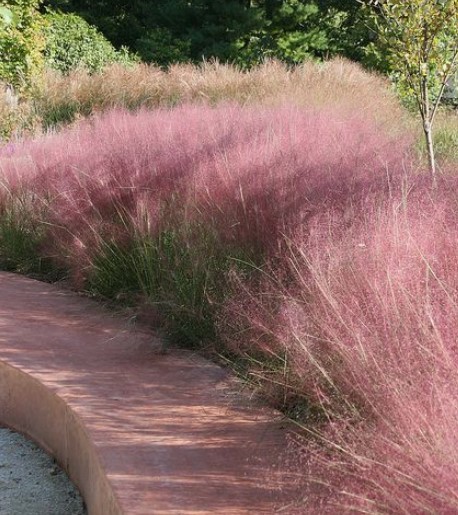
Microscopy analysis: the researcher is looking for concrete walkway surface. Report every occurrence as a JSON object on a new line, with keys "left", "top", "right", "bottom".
{"left": 0, "top": 272, "right": 303, "bottom": 514}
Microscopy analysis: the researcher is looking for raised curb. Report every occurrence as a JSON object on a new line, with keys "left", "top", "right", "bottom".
{"left": 0, "top": 361, "right": 121, "bottom": 514}
{"left": 0, "top": 273, "right": 299, "bottom": 514}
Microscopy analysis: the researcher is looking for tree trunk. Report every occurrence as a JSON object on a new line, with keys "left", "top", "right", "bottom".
{"left": 424, "top": 121, "right": 437, "bottom": 187}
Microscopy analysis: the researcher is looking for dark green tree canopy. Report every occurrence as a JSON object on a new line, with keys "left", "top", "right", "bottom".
{"left": 43, "top": 0, "right": 372, "bottom": 67}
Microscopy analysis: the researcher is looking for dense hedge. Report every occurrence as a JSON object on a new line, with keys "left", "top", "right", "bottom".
{"left": 0, "top": 0, "right": 45, "bottom": 88}
{"left": 43, "top": 12, "right": 135, "bottom": 74}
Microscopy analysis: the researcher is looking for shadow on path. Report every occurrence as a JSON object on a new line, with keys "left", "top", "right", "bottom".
{"left": 0, "top": 272, "right": 304, "bottom": 514}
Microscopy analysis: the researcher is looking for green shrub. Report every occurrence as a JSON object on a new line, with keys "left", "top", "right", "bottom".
{"left": 0, "top": 106, "right": 38, "bottom": 140}
{"left": 43, "top": 12, "right": 135, "bottom": 74}
{"left": 0, "top": 0, "right": 45, "bottom": 89}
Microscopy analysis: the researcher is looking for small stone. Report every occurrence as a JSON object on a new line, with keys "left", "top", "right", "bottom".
{"left": 48, "top": 466, "right": 59, "bottom": 476}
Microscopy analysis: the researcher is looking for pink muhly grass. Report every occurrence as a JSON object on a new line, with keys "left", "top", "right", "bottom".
{"left": 220, "top": 181, "right": 458, "bottom": 513}
{"left": 2, "top": 102, "right": 440, "bottom": 511}
{"left": 0, "top": 103, "right": 410, "bottom": 283}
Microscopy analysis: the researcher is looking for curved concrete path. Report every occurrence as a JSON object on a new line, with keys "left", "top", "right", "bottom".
{"left": 0, "top": 272, "right": 301, "bottom": 514}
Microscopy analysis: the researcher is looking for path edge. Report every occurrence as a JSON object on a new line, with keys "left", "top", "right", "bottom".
{"left": 0, "top": 359, "right": 122, "bottom": 515}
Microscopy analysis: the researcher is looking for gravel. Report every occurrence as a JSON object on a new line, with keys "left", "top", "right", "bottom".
{"left": 0, "top": 428, "right": 86, "bottom": 515}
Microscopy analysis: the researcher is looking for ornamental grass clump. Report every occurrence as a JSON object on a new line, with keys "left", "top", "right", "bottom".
{"left": 220, "top": 180, "right": 458, "bottom": 512}
{"left": 0, "top": 103, "right": 409, "bottom": 284}
{"left": 32, "top": 58, "right": 406, "bottom": 133}
{"left": 3, "top": 99, "right": 447, "bottom": 511}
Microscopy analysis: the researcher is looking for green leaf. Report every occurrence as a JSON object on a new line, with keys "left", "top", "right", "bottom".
{"left": 0, "top": 7, "right": 14, "bottom": 26}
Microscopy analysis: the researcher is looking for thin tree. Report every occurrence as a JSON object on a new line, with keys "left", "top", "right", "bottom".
{"left": 363, "top": 0, "right": 458, "bottom": 184}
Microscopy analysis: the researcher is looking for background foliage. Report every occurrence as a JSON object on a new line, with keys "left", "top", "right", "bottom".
{"left": 0, "top": 0, "right": 45, "bottom": 88}
{"left": 42, "top": 0, "right": 374, "bottom": 67}
{"left": 42, "top": 12, "right": 135, "bottom": 74}
{"left": 0, "top": 0, "right": 399, "bottom": 88}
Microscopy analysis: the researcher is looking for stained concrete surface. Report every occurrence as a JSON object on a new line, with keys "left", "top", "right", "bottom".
{"left": 0, "top": 272, "right": 305, "bottom": 514}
